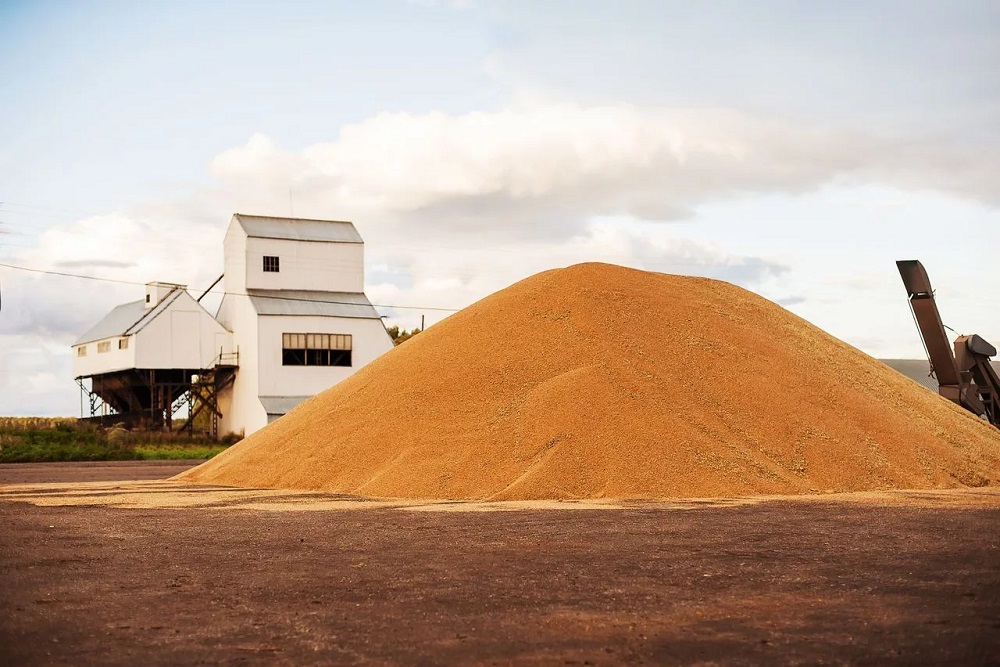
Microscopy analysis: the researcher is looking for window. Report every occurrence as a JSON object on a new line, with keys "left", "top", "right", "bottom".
{"left": 119, "top": 338, "right": 129, "bottom": 350}
{"left": 263, "top": 255, "right": 280, "bottom": 272}
{"left": 282, "top": 333, "right": 352, "bottom": 367}
{"left": 76, "top": 346, "right": 87, "bottom": 357}
{"left": 97, "top": 341, "right": 111, "bottom": 353}
{"left": 145, "top": 294, "right": 150, "bottom": 303}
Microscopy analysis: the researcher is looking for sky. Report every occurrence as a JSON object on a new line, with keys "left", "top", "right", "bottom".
{"left": 1, "top": 0, "right": 998, "bottom": 416}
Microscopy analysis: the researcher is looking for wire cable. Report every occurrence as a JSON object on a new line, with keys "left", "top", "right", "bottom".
{"left": 0, "top": 261, "right": 461, "bottom": 313}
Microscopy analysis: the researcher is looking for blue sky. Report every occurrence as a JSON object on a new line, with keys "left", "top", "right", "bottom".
{"left": 1, "top": 0, "right": 998, "bottom": 415}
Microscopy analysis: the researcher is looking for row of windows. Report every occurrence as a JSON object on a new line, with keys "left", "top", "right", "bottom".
{"left": 75, "top": 332, "right": 352, "bottom": 368}
{"left": 282, "top": 332, "right": 352, "bottom": 367}
{"left": 76, "top": 338, "right": 129, "bottom": 356}
{"left": 282, "top": 333, "right": 351, "bottom": 350}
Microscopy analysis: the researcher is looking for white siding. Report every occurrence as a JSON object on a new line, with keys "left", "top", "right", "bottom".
{"left": 72, "top": 337, "right": 136, "bottom": 378}
{"left": 216, "top": 293, "right": 266, "bottom": 437}
{"left": 134, "top": 292, "right": 231, "bottom": 370}
{"left": 245, "top": 237, "right": 364, "bottom": 293}
{"left": 223, "top": 223, "right": 248, "bottom": 295}
{"left": 73, "top": 291, "right": 230, "bottom": 377}
{"left": 256, "top": 315, "right": 393, "bottom": 401}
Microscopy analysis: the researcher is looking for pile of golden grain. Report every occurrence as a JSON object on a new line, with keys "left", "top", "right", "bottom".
{"left": 180, "top": 263, "right": 1000, "bottom": 499}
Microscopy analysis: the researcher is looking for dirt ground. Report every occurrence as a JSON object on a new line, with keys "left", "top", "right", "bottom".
{"left": 1, "top": 463, "right": 999, "bottom": 665}
{"left": 0, "top": 461, "right": 204, "bottom": 485}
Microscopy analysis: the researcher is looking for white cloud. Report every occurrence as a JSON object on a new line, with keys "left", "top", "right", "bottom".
{"left": 210, "top": 104, "right": 998, "bottom": 238}
{"left": 211, "top": 106, "right": 843, "bottom": 221}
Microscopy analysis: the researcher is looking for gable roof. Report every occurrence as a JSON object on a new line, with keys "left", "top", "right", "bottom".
{"left": 245, "top": 290, "right": 382, "bottom": 319}
{"left": 233, "top": 214, "right": 363, "bottom": 243}
{"left": 72, "top": 288, "right": 185, "bottom": 346}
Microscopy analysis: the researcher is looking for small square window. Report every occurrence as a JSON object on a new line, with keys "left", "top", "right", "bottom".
{"left": 97, "top": 341, "right": 110, "bottom": 353}
{"left": 263, "top": 256, "right": 280, "bottom": 272}
{"left": 76, "top": 346, "right": 87, "bottom": 357}
{"left": 119, "top": 338, "right": 129, "bottom": 350}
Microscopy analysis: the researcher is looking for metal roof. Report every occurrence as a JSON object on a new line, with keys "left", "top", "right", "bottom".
{"left": 260, "top": 396, "right": 311, "bottom": 416}
{"left": 234, "top": 214, "right": 363, "bottom": 243}
{"left": 247, "top": 290, "right": 382, "bottom": 319}
{"left": 73, "top": 300, "right": 146, "bottom": 346}
{"left": 880, "top": 359, "right": 937, "bottom": 392}
{"left": 73, "top": 288, "right": 185, "bottom": 345}
{"left": 881, "top": 358, "right": 1000, "bottom": 393}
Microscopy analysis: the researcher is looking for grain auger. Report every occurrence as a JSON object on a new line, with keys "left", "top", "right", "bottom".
{"left": 897, "top": 260, "right": 1000, "bottom": 427}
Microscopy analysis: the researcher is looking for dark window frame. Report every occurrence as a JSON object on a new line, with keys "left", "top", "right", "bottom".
{"left": 282, "top": 332, "right": 352, "bottom": 367}
{"left": 263, "top": 255, "right": 280, "bottom": 273}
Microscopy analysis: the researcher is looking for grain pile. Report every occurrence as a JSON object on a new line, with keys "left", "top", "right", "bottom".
{"left": 179, "top": 263, "right": 1000, "bottom": 500}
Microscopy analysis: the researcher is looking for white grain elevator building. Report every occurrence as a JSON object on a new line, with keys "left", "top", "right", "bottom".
{"left": 72, "top": 214, "right": 394, "bottom": 437}
{"left": 215, "top": 214, "right": 394, "bottom": 435}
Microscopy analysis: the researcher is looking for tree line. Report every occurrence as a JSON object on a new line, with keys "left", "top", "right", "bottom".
{"left": 386, "top": 325, "right": 421, "bottom": 346}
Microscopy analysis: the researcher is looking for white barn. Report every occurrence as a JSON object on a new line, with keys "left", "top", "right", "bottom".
{"left": 72, "top": 214, "right": 394, "bottom": 437}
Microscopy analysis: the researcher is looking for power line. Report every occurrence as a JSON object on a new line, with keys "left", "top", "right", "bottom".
{"left": 0, "top": 261, "right": 147, "bottom": 286}
{"left": 0, "top": 261, "right": 462, "bottom": 313}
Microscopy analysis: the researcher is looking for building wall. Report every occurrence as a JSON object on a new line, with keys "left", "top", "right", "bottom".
{"left": 244, "top": 237, "right": 364, "bottom": 292}
{"left": 72, "top": 292, "right": 230, "bottom": 378}
{"left": 133, "top": 292, "right": 232, "bottom": 370}
{"left": 72, "top": 337, "right": 136, "bottom": 378}
{"left": 256, "top": 315, "right": 394, "bottom": 400}
{"left": 223, "top": 223, "right": 249, "bottom": 294}
{"left": 216, "top": 294, "right": 266, "bottom": 437}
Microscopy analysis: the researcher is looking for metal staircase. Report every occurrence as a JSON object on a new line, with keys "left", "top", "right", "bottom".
{"left": 182, "top": 350, "right": 239, "bottom": 438}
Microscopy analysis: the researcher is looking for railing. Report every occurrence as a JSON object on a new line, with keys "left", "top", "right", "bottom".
{"left": 210, "top": 347, "right": 240, "bottom": 369}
